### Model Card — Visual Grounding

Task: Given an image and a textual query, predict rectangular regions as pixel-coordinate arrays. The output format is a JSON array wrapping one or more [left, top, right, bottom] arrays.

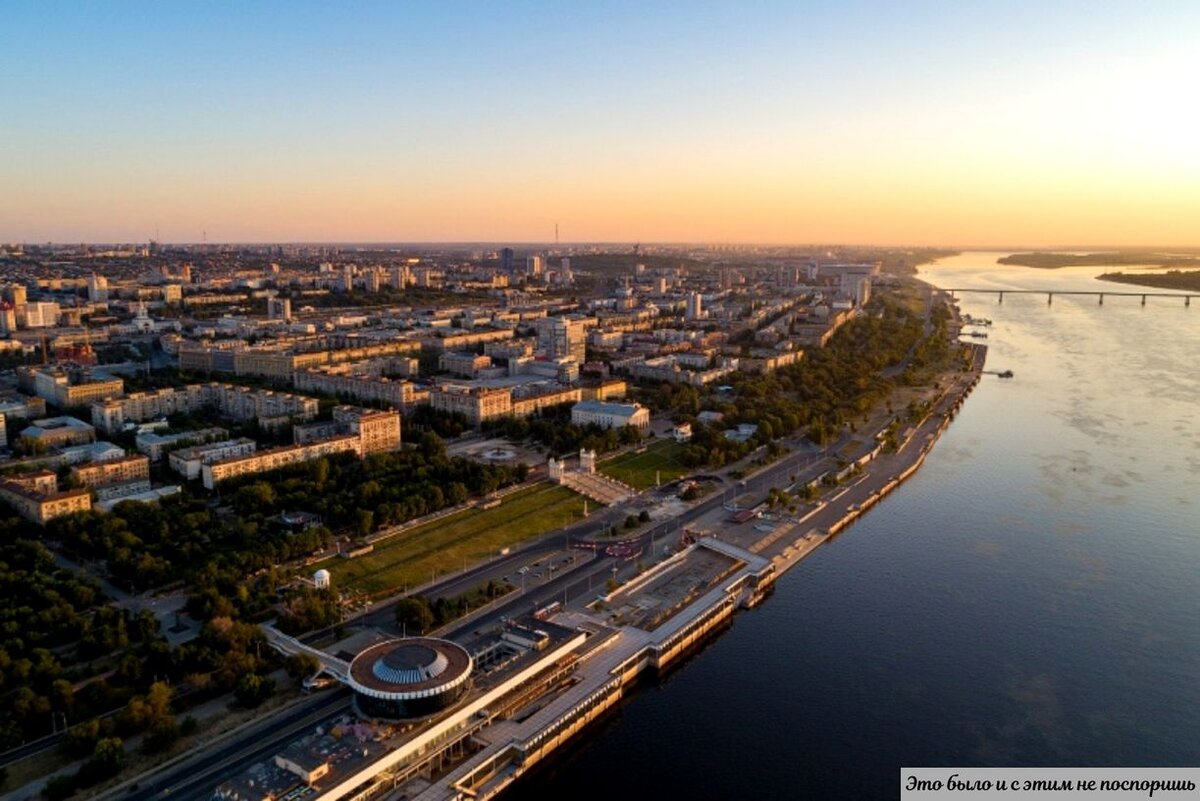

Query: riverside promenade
[[406, 343, 990, 801]]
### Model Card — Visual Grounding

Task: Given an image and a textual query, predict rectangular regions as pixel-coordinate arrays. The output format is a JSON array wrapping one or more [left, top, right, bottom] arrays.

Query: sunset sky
[[3, 1, 1198, 246]]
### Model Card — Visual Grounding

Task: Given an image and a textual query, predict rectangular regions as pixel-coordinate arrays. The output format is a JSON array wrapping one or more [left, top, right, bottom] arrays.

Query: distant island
[[998, 252, 1200, 269], [1097, 270, 1200, 292]]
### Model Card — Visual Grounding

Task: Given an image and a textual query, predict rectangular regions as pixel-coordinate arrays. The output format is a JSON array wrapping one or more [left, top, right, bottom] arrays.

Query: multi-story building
[[0, 302, 16, 335], [430, 385, 512, 426], [169, 438, 257, 480], [422, 328, 513, 353], [535, 316, 592, 364], [86, 273, 109, 303], [0, 393, 46, 421], [581, 379, 628, 402], [570, 400, 651, 431], [267, 296, 292, 320], [22, 301, 60, 328], [0, 471, 91, 524], [19, 416, 96, 449], [71, 454, 150, 489], [510, 386, 582, 417], [201, 408, 400, 489], [293, 367, 419, 409], [91, 383, 318, 434], [178, 338, 420, 379], [135, 427, 228, 461], [332, 406, 402, 455], [439, 352, 492, 378], [20, 366, 124, 409]]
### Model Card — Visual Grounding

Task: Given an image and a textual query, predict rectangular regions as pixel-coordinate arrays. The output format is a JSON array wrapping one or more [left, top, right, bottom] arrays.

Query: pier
[[943, 288, 1193, 307]]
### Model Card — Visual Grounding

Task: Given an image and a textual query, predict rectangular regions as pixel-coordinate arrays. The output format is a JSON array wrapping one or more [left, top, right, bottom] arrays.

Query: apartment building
[[430, 385, 513, 426], [169, 438, 257, 480], [71, 454, 151, 489], [294, 367, 418, 408], [439, 351, 493, 378], [201, 408, 400, 489], [92, 383, 318, 434], [510, 386, 582, 417], [135, 427, 229, 461], [0, 471, 91, 524]]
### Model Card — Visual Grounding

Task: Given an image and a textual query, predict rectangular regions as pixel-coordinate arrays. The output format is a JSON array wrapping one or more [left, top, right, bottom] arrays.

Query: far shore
[[997, 251, 1200, 270], [1096, 269, 1200, 293]]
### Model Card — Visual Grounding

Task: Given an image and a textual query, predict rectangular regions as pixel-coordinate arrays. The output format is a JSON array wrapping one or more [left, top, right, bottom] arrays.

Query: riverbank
[[1097, 269, 1200, 292], [460, 342, 990, 801], [998, 251, 1200, 269]]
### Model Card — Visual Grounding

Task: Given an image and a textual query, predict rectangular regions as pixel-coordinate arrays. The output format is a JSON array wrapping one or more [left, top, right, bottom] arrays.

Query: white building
[[23, 302, 60, 328], [570, 400, 650, 431]]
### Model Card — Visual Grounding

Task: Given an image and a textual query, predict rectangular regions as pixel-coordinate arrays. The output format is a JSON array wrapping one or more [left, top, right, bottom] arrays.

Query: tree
[[79, 737, 125, 786], [61, 718, 102, 758], [284, 653, 321, 680], [42, 774, 77, 801], [354, 509, 374, 538], [140, 717, 181, 755], [234, 674, 275, 708], [394, 596, 434, 635]]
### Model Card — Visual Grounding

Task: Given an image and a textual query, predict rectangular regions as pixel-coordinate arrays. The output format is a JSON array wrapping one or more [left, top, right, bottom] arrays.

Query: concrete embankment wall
[[768, 355, 985, 580]]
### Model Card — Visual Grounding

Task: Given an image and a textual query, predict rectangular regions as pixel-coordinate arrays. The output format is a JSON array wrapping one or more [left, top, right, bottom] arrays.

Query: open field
[[600, 440, 689, 490], [327, 483, 590, 596]]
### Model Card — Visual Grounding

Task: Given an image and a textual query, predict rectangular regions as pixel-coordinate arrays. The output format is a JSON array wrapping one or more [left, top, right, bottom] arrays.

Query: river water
[[514, 252, 1200, 800]]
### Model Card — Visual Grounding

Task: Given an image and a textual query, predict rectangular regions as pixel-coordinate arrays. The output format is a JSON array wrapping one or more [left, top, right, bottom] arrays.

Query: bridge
[[262, 624, 351, 682], [941, 288, 1194, 307]]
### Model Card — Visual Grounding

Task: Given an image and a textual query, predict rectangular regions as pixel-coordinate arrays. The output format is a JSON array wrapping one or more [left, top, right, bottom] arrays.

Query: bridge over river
[[942, 288, 1195, 306]]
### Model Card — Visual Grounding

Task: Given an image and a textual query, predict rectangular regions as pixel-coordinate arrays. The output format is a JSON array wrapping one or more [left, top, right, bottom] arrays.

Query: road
[[111, 689, 352, 801]]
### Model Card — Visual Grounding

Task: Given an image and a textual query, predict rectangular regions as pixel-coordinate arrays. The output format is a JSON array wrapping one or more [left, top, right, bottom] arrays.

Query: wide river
[[514, 252, 1200, 799]]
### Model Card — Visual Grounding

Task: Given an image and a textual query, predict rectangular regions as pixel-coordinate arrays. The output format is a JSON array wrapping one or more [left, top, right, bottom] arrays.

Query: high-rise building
[[686, 292, 704, 321], [389, 264, 411, 289], [23, 302, 60, 329], [267, 297, 292, 321], [0, 303, 15, 336], [86, 273, 109, 303], [362, 267, 380, 293], [500, 248, 514, 274], [526, 256, 543, 278], [4, 284, 27, 307], [536, 316, 588, 364]]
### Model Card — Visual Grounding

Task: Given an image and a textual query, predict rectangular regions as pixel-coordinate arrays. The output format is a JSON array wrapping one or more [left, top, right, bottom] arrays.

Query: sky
[[2, 1, 1199, 247]]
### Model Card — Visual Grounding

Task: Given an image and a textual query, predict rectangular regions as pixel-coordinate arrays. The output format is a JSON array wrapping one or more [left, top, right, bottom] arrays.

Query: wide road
[[113, 689, 351, 801]]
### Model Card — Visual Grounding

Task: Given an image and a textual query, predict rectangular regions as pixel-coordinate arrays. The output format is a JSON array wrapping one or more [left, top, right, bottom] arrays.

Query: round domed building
[[347, 637, 473, 720]]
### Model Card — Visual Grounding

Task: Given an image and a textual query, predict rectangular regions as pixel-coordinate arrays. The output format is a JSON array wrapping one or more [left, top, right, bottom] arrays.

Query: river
[[512, 252, 1200, 799]]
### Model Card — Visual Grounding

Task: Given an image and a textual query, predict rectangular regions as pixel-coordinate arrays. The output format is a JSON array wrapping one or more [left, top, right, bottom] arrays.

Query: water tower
[[314, 569, 331, 590]]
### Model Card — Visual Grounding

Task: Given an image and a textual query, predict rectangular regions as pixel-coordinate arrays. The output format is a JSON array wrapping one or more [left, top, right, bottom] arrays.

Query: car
[[518, 566, 530, 574]]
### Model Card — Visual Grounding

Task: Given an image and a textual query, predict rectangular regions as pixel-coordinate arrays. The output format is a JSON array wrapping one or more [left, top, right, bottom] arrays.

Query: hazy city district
[[0, 242, 982, 800]]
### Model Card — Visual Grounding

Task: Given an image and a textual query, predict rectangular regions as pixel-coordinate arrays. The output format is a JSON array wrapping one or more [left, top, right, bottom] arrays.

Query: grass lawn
[[600, 439, 690, 490], [327, 483, 590, 596]]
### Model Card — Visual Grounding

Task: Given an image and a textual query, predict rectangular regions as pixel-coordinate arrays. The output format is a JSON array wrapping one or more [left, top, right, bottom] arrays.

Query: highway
[[111, 689, 352, 801]]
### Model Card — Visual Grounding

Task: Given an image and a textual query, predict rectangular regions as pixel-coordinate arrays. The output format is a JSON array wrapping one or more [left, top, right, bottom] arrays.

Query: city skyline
[[3, 1, 1199, 246]]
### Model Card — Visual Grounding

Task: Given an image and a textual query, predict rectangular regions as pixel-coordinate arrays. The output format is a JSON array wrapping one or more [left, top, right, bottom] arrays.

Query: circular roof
[[348, 637, 472, 700], [373, 643, 449, 685]]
